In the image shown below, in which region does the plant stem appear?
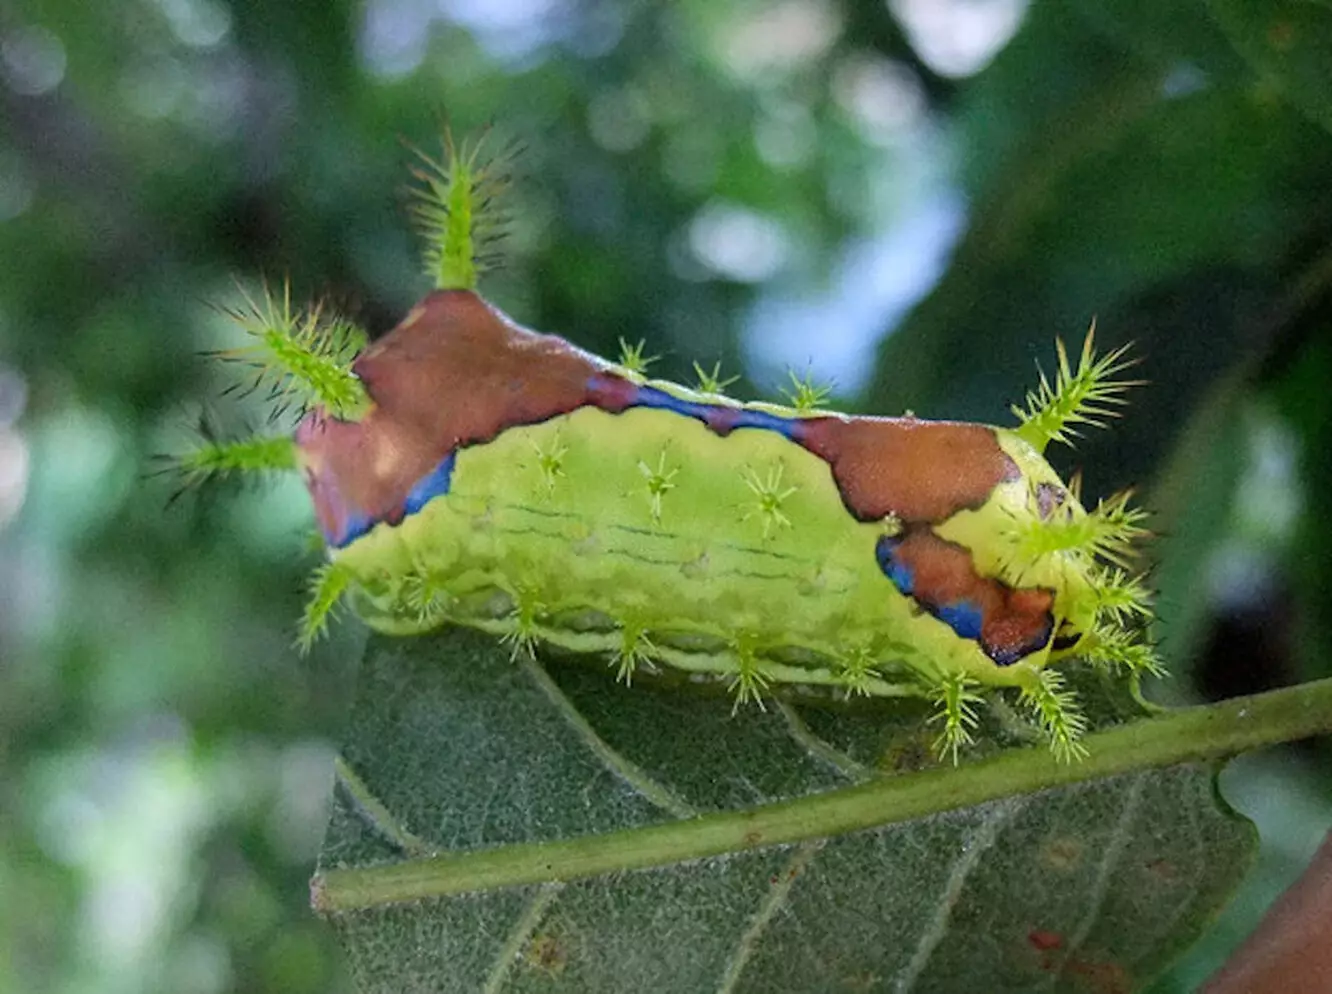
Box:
[312,677,1332,913]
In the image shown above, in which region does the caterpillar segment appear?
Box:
[175,133,1155,763]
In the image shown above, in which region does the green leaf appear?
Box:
[1209,0,1332,135]
[308,629,1321,993]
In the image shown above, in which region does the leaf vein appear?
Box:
[334,755,432,857]
[521,657,698,818]
[481,882,565,994]
[1126,771,1208,973]
[1052,772,1146,984]
[776,700,873,782]
[715,841,827,994]
[895,799,1022,992]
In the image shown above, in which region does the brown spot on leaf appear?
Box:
[1028,929,1064,952]
[1043,836,1084,872]
[525,933,568,975]
[1146,857,1178,881]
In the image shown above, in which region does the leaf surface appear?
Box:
[317,630,1255,993]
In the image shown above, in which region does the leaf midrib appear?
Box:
[312,676,1332,912]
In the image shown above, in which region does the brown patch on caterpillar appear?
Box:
[796,417,1019,523]
[297,412,420,540]
[875,525,1055,665]
[297,291,607,540]
[354,291,605,445]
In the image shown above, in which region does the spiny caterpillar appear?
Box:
[175,132,1159,763]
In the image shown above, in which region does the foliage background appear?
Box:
[1,0,1329,991]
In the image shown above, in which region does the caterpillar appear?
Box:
[175,133,1158,762]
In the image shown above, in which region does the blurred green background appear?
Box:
[2,1,1330,991]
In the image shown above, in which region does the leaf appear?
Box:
[314,630,1260,993]
[1208,0,1332,135]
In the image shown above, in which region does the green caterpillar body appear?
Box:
[185,135,1153,760]
[297,291,1107,709]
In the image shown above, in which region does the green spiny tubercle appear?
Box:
[931,674,983,764]
[1019,669,1090,763]
[173,432,297,490]
[1087,569,1154,625]
[1012,329,1139,453]
[617,338,658,378]
[1003,485,1149,573]
[781,368,833,412]
[219,283,369,419]
[410,131,513,291]
[692,361,739,396]
[298,561,356,653]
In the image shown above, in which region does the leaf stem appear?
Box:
[311,677,1332,913]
